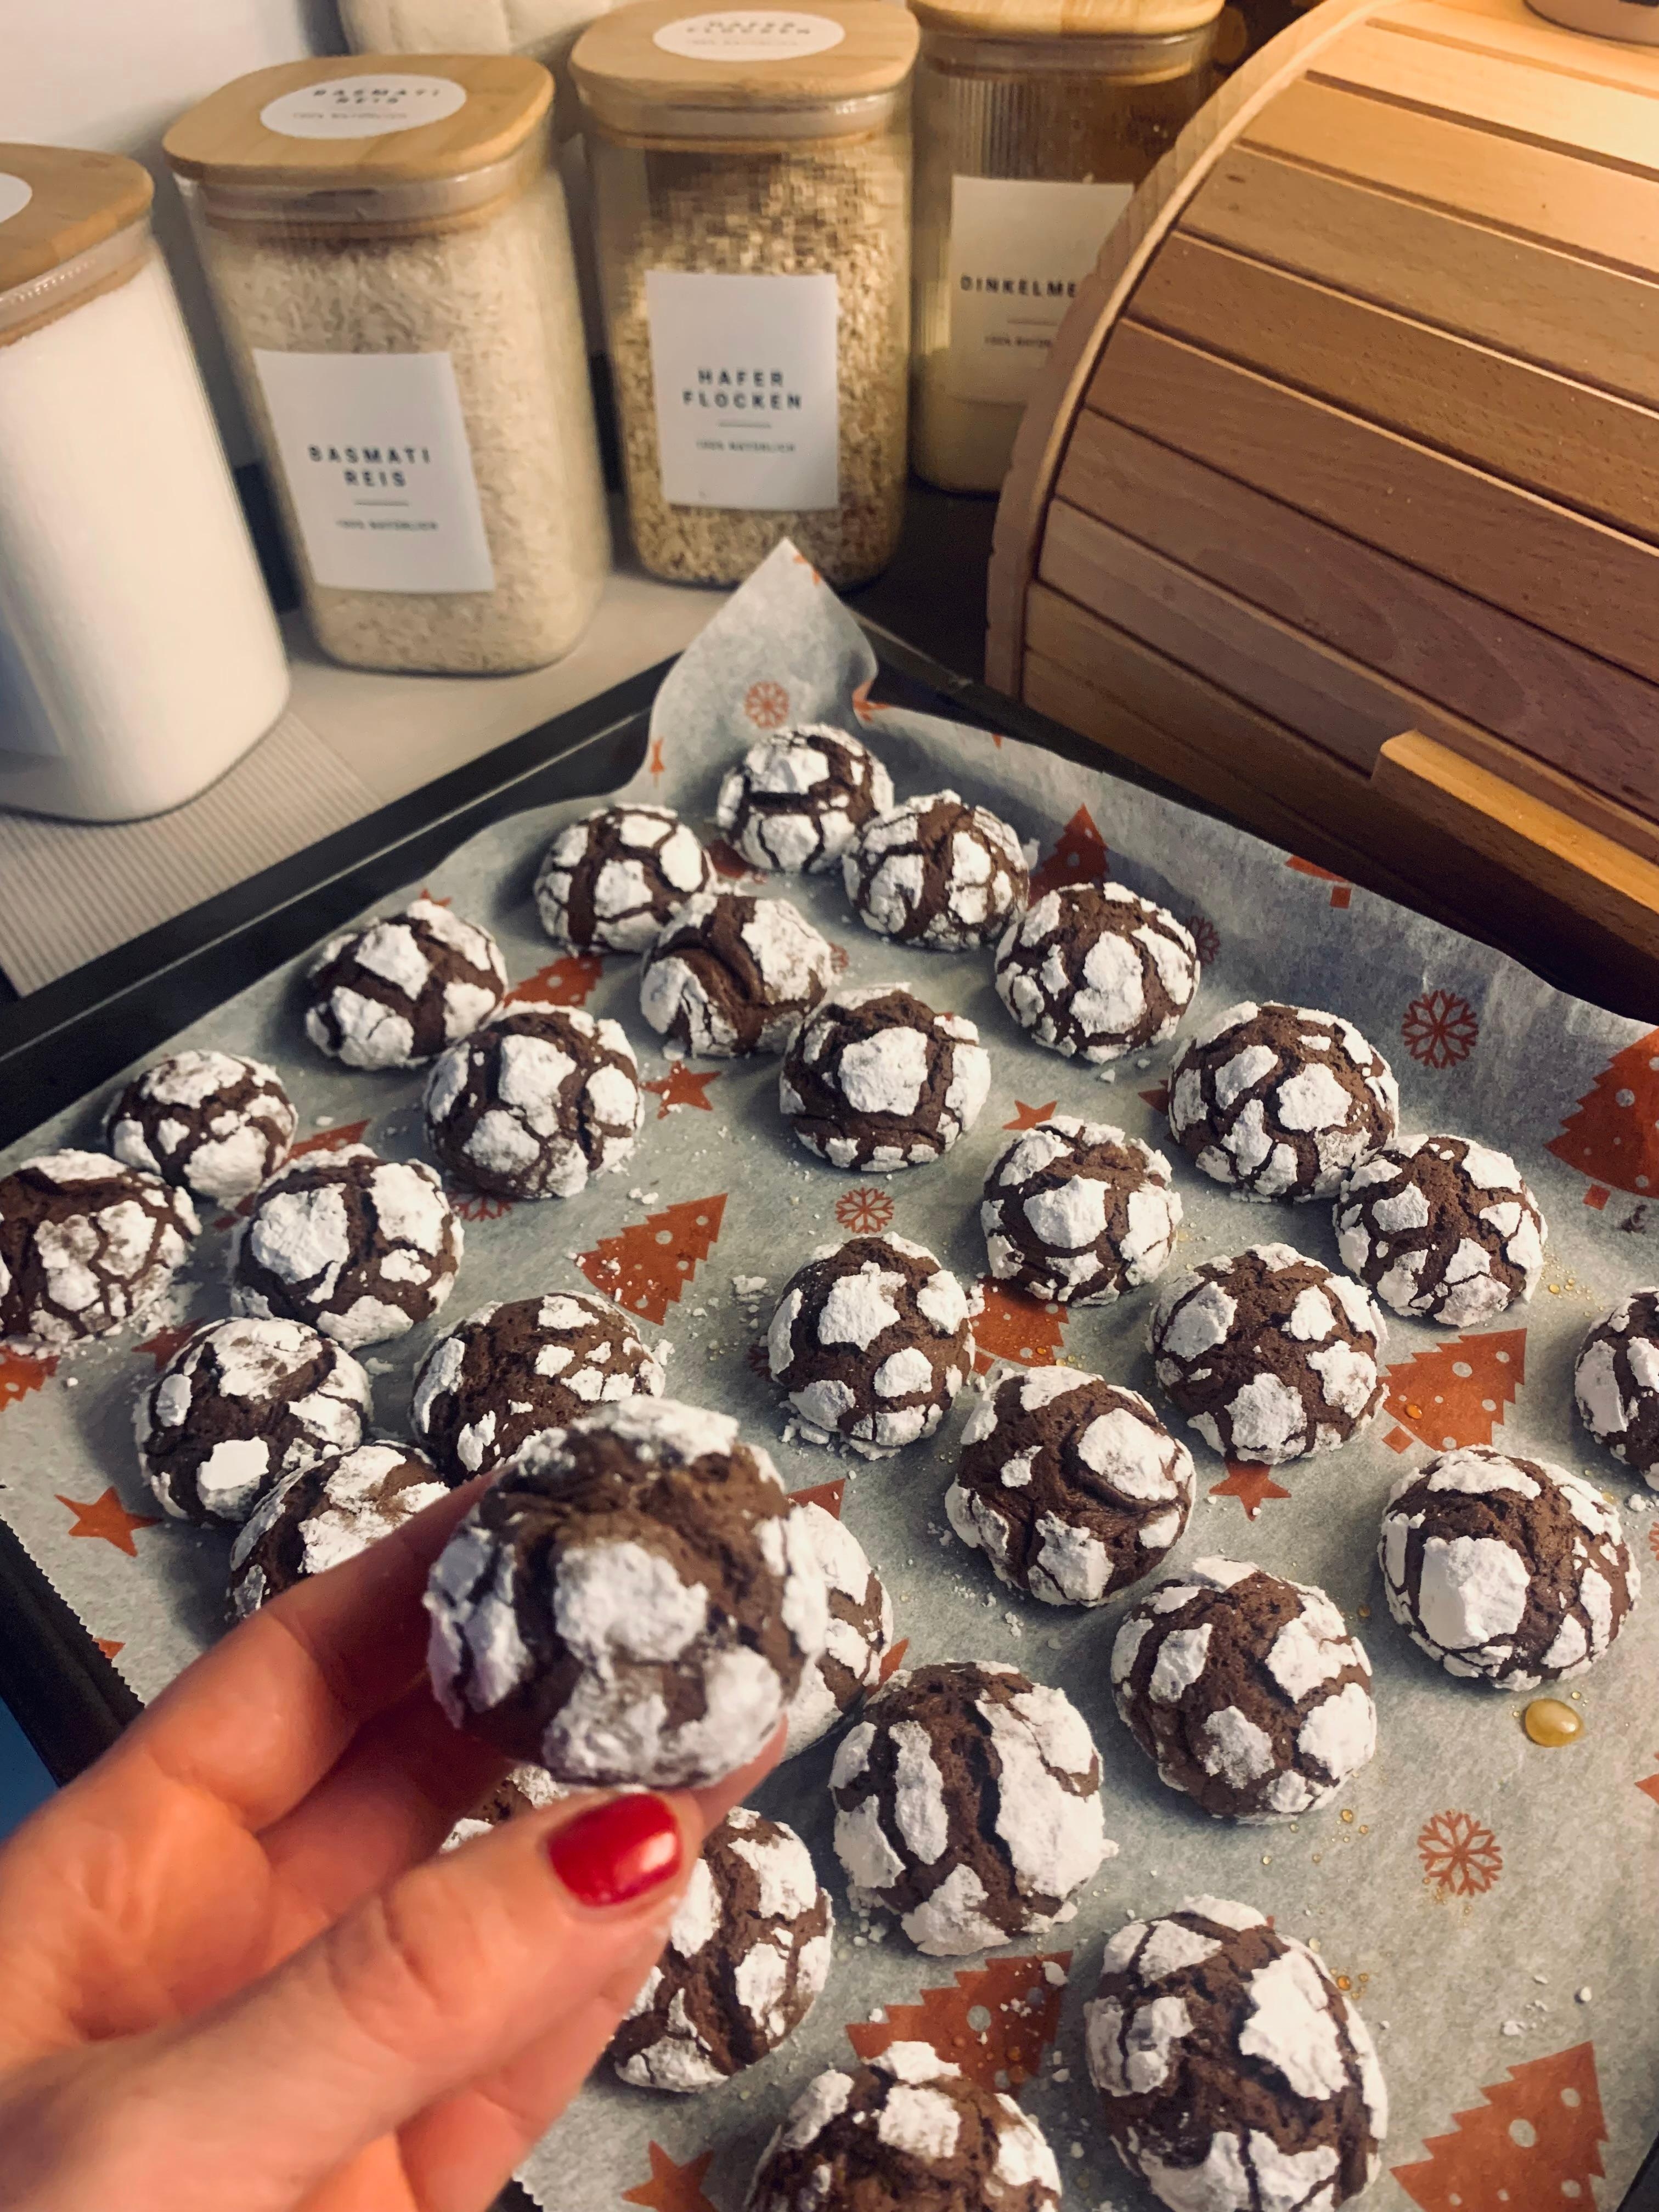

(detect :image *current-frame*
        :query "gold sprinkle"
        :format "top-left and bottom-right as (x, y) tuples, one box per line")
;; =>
(1340, 1809), (1355, 1825)
(1357, 1603), (1372, 1620)
(1335, 1974), (1352, 1990)
(1359, 1825), (1370, 1836)
(1523, 1696), (1584, 1746)
(1548, 1284), (1561, 1294)
(1311, 1852), (1322, 1864)
(1261, 1854), (1272, 1865)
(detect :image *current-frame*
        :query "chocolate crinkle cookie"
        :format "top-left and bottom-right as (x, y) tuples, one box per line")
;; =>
(641, 891), (835, 1057)
(781, 986), (990, 1173)
(1335, 1134), (1545, 1325)
(1085, 1897), (1386, 2212)
(844, 791), (1028, 951)
(1, 1150), (196, 1352)
(1112, 1558), (1376, 1822)
(768, 1233), (978, 1457)
(981, 1116), (1180, 1305)
(303, 899), (507, 1071)
(534, 804), (712, 954)
(105, 1051), (297, 1206)
(230, 1146), (461, 1351)
(748, 2045), (1062, 2212)
(1379, 1445), (1639, 1689)
(947, 1368), (1194, 1607)
(611, 1805), (832, 2091)
(830, 1660), (1111, 1956)
(994, 884), (1199, 1063)
(716, 724), (893, 876)
(1149, 1244), (1386, 1465)
(444, 1764), (567, 1850)
(411, 1291), (667, 1480)
(137, 1314), (371, 1528)
(228, 1439), (449, 1617)
(1169, 1001), (1399, 1201)
(1576, 1289), (1659, 1486)
(424, 1006), (642, 1200)
(782, 1498), (895, 1758)
(425, 1398), (827, 1787)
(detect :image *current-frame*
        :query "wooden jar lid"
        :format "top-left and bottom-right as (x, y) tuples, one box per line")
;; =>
(0, 144), (151, 296)
(572, 0), (919, 122)
(163, 54), (551, 193)
(910, 0), (1221, 36)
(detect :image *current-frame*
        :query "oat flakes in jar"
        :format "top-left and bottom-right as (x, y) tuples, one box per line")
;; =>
(573, 0), (917, 588)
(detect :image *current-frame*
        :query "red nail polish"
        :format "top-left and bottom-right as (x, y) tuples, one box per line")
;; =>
(548, 1793), (682, 1908)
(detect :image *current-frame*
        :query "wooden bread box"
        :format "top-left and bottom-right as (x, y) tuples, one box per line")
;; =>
(986, 0), (1659, 1018)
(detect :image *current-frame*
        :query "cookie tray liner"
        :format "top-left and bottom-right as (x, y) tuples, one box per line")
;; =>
(2, 543), (1655, 2212)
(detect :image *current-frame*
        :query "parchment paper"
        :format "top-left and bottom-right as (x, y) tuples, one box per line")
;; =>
(3, 542), (1656, 2212)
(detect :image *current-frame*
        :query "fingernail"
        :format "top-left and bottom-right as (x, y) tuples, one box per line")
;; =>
(548, 1793), (682, 1909)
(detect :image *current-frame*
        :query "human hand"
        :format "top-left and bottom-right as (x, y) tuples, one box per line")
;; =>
(0, 1480), (781, 2212)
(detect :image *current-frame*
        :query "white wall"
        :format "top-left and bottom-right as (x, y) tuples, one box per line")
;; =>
(1, 2), (343, 459)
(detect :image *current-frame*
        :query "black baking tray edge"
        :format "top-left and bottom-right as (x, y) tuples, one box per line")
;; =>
(2, 626), (1654, 2212)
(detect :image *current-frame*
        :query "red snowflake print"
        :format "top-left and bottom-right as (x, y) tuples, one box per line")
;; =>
(746, 1338), (771, 1378)
(1418, 1809), (1503, 1897)
(1403, 990), (1480, 1070)
(836, 1186), (895, 1234)
(1184, 913), (1220, 968)
(1648, 1522), (1659, 1570)
(744, 680), (790, 730)
(830, 942), (850, 975)
(648, 738), (665, 778)
(450, 1191), (514, 1222)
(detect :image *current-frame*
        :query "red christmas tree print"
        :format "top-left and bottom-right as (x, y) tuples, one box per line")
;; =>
(791, 1477), (846, 1516)
(136, 1323), (195, 1371)
(704, 837), (765, 885)
(1210, 1463), (1290, 1517)
(644, 1063), (721, 1116)
(1029, 807), (1108, 899)
(1384, 1329), (1525, 1453)
(507, 954), (603, 1008)
(744, 680), (790, 730)
(579, 1194), (726, 1324)
(848, 1953), (1071, 2092)
(834, 1186), (895, 1234)
(972, 1281), (1067, 1373)
(1417, 1810), (1503, 1897)
(623, 2143), (720, 2212)
(851, 677), (876, 726)
(1403, 989), (1480, 1070)
(1392, 2042), (1606, 2212)
(95, 1637), (125, 1661)
(1548, 1029), (1659, 1206)
(1286, 855), (1352, 907)
(879, 1637), (910, 1680)
(1139, 1084), (1171, 1114)
(292, 1118), (371, 1161)
(1, 1348), (58, 1408)
(56, 1489), (161, 1558)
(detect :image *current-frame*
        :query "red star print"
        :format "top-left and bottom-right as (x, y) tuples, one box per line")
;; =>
(1638, 1757), (1659, 1809)
(648, 738), (666, 777)
(878, 1637), (910, 1682)
(644, 1063), (721, 1116)
(623, 2143), (719, 2212)
(1004, 1101), (1058, 1131)
(57, 1488), (162, 1557)
(136, 1323), (196, 1370)
(1286, 855), (1352, 908)
(1139, 1085), (1171, 1113)
(791, 1478), (846, 1517)
(1210, 1463), (1290, 1517)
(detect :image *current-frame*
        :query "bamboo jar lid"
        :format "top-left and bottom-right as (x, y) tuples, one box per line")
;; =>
(910, 0), (1222, 36)
(0, 144), (151, 295)
(572, 0), (919, 126)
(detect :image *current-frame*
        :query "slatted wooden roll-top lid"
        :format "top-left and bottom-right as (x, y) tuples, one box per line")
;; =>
(987, 0), (1659, 1015)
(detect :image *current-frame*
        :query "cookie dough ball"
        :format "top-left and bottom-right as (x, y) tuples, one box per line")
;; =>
(768, 1233), (978, 1456)
(1149, 1245), (1386, 1465)
(105, 1051), (297, 1207)
(1576, 1289), (1659, 1486)
(1111, 1558), (1375, 1821)
(844, 791), (1028, 952)
(534, 804), (713, 954)
(230, 1147), (461, 1351)
(830, 1660), (1111, 1956)
(1085, 1898), (1386, 2212)
(947, 1368), (1194, 1607)
(611, 1805), (833, 2091)
(1335, 1135), (1545, 1326)
(781, 987), (990, 1173)
(994, 884), (1198, 1063)
(137, 1315), (372, 1528)
(1379, 1446), (1639, 1689)
(749, 2046), (1062, 2212)
(425, 1398), (827, 1786)
(1170, 1001), (1398, 1201)
(304, 899), (507, 1071)
(411, 1292), (667, 1480)
(783, 1498), (896, 1757)
(228, 1440), (449, 1616)
(716, 724), (893, 876)
(0, 1151), (196, 1351)
(641, 891), (835, 1058)
(981, 1117), (1180, 1306)
(424, 1007), (643, 1200)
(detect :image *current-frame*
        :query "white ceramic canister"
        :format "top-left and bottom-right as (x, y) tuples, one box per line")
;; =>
(0, 145), (289, 821)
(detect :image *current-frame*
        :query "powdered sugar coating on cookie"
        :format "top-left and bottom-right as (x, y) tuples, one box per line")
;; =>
(1335, 1134), (1545, 1325)
(106, 1051), (297, 1206)
(425, 1006), (644, 1200)
(1576, 1288), (1659, 1486)
(782, 1499), (896, 1756)
(228, 1439), (448, 1616)
(781, 986), (991, 1173)
(641, 891), (836, 1057)
(535, 804), (713, 954)
(994, 883), (1198, 1064)
(717, 724), (893, 875)
(1, 1149), (198, 1351)
(304, 900), (507, 1070)
(844, 791), (1028, 951)
(981, 1115), (1181, 1305)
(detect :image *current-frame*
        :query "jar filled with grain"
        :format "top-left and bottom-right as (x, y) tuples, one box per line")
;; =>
(164, 57), (609, 675)
(572, 0), (917, 589)
(911, 0), (1219, 493)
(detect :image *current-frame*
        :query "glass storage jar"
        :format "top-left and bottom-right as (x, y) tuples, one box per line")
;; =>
(911, 0), (1218, 493)
(573, 0), (918, 589)
(0, 143), (288, 820)
(165, 55), (609, 676)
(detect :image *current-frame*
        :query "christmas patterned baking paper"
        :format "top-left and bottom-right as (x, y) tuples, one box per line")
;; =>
(2, 541), (1657, 2212)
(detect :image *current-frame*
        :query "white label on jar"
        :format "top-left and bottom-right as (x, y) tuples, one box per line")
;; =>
(946, 175), (1132, 405)
(0, 174), (33, 226)
(250, 350), (496, 594)
(652, 11), (847, 59)
(259, 75), (468, 138)
(645, 270), (839, 512)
